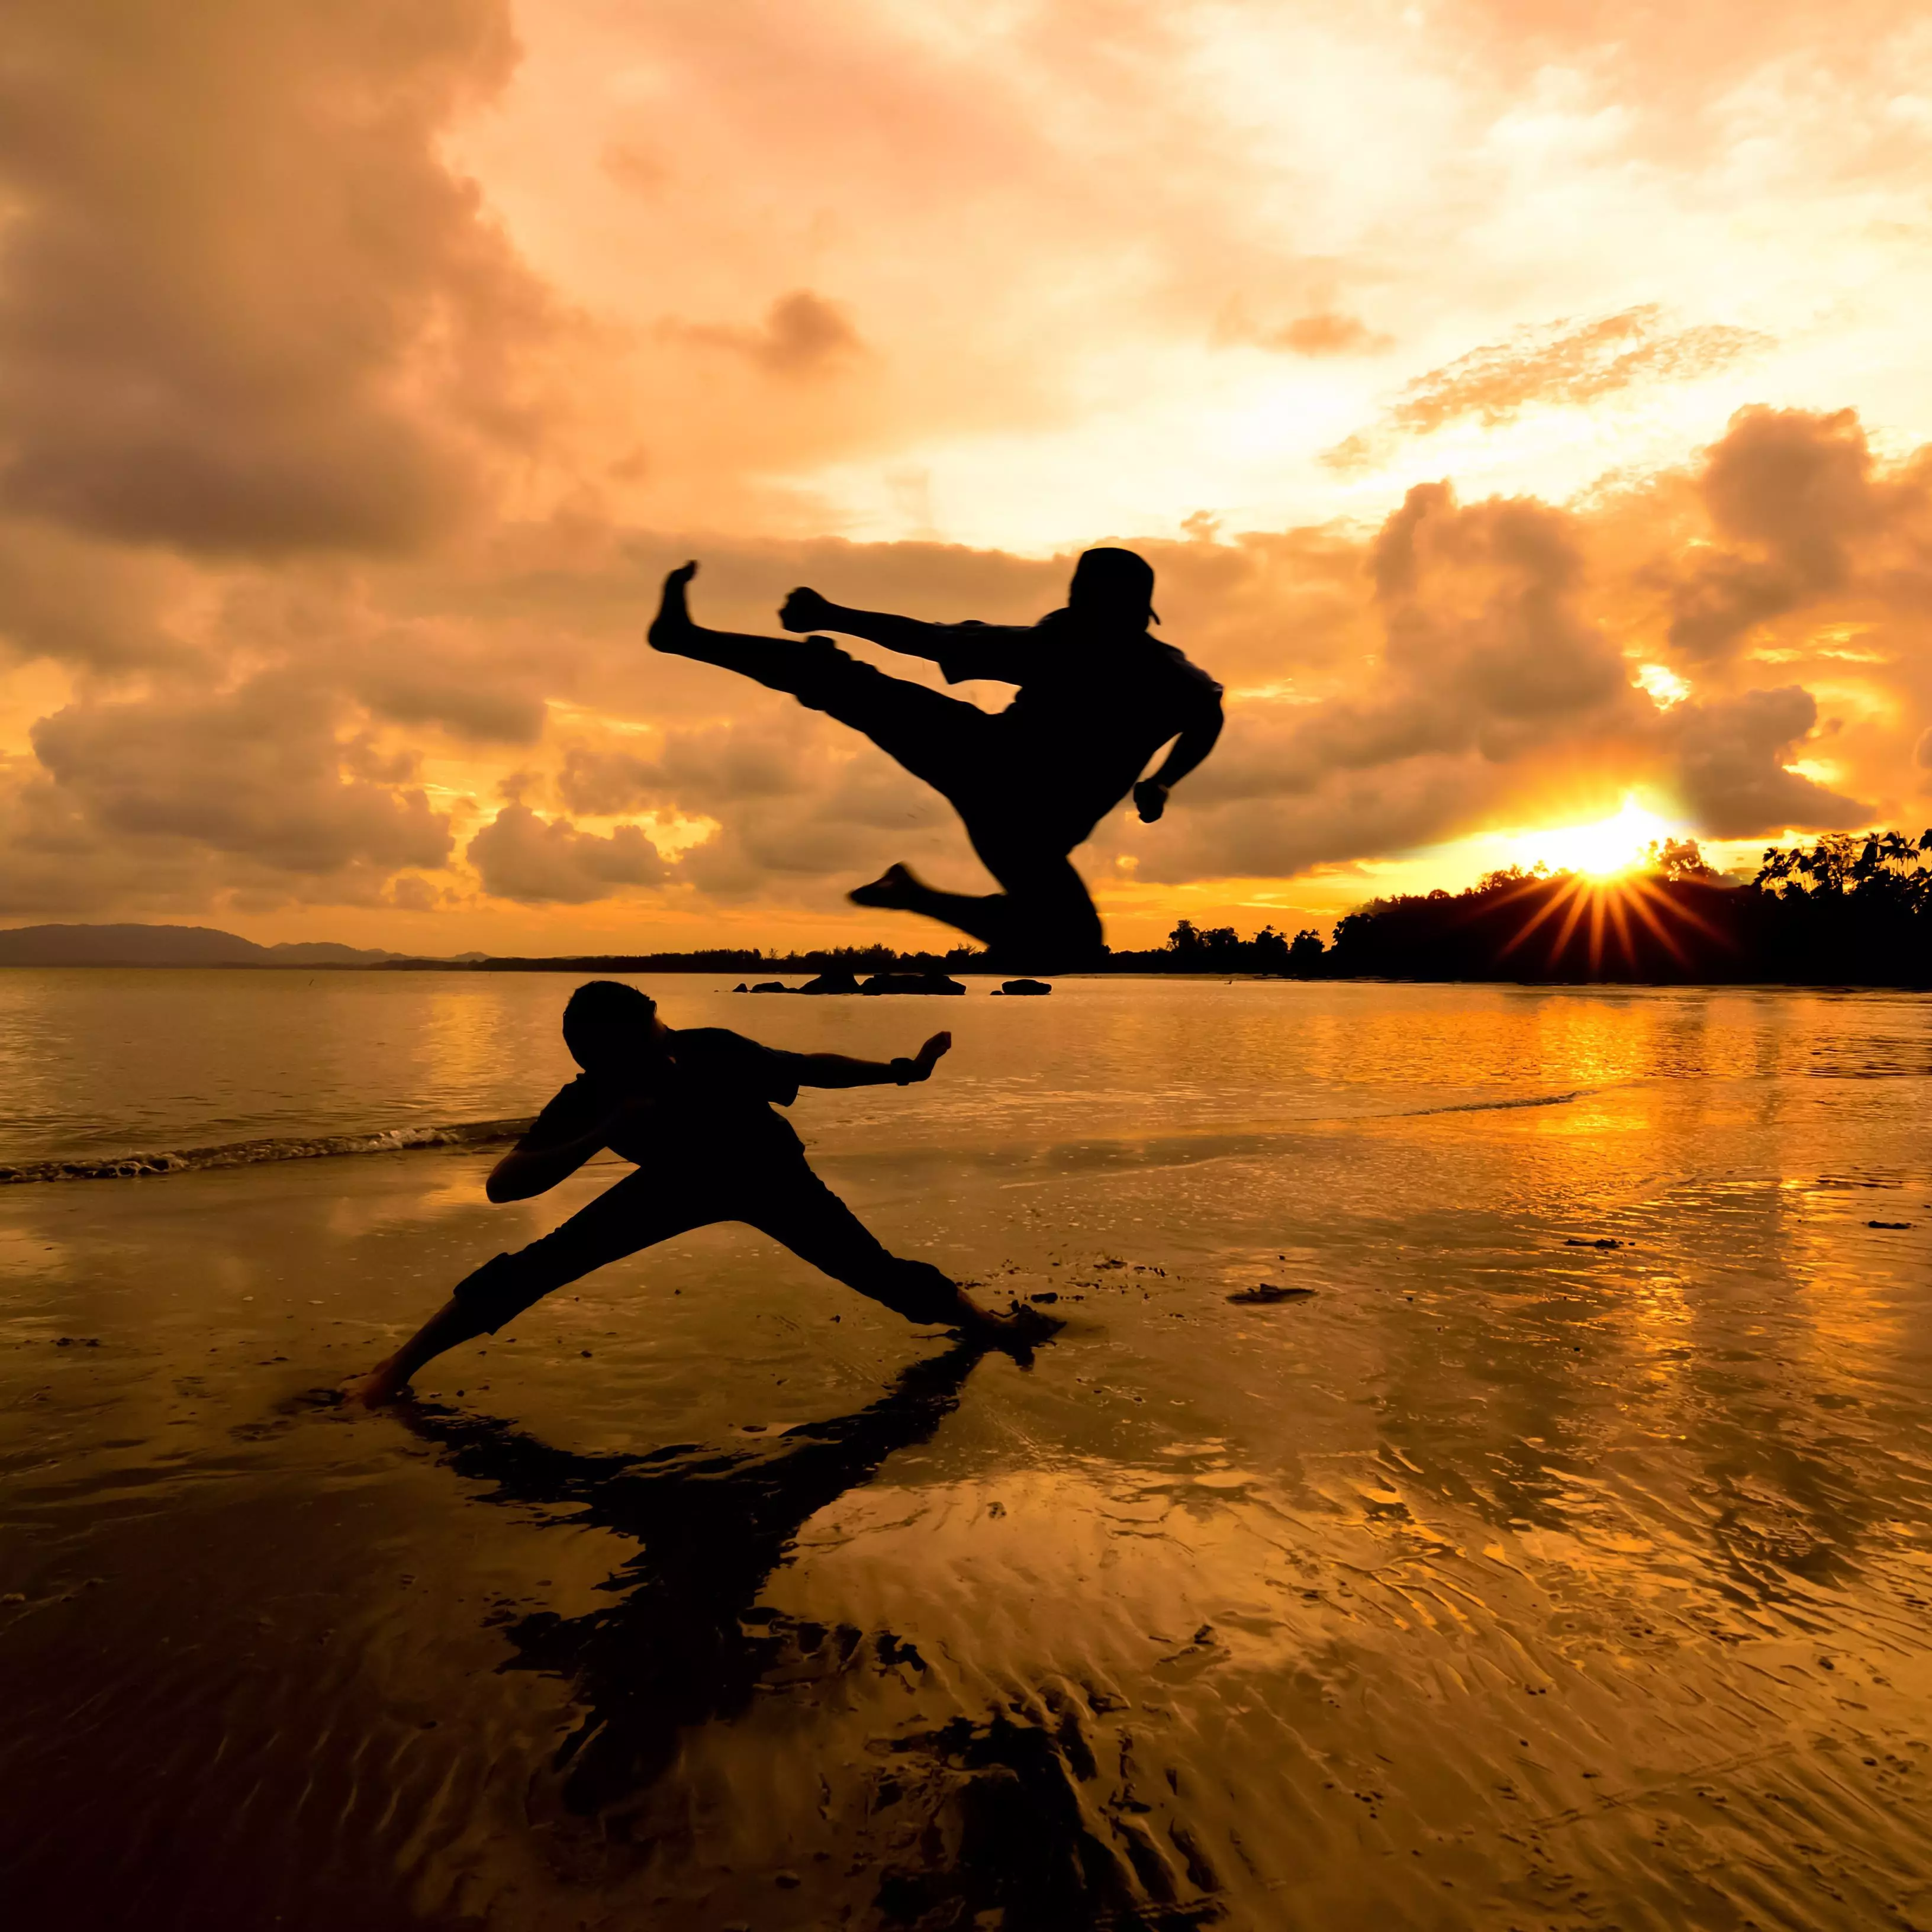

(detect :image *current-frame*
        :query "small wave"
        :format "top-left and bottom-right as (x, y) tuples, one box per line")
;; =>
(0, 1116), (532, 1185)
(1408, 1087), (1593, 1118)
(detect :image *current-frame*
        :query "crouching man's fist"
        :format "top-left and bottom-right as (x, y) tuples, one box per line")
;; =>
(892, 1032), (952, 1085)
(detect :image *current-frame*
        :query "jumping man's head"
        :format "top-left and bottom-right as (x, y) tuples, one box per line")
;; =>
(561, 980), (667, 1079)
(1065, 547), (1157, 632)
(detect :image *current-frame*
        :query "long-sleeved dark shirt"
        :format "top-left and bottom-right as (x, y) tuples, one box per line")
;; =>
(517, 1028), (812, 1170)
(904, 611), (1224, 814)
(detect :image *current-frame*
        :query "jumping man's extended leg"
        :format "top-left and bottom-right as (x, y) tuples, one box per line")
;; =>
(650, 562), (987, 798)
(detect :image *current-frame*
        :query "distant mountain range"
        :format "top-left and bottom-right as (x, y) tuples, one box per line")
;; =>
(0, 923), (434, 967)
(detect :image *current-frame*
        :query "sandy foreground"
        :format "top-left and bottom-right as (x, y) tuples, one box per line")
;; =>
(4, 1081), (1932, 1931)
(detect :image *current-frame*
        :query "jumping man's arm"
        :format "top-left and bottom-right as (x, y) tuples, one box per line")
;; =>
(779, 590), (949, 661)
(790, 1031), (952, 1090)
(778, 588), (1031, 679)
(1133, 690), (1225, 823)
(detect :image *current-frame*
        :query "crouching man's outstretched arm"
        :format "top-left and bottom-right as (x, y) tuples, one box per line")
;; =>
(789, 1031), (951, 1090)
(484, 1093), (654, 1203)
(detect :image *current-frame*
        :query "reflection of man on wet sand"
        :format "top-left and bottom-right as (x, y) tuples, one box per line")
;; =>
(649, 549), (1224, 971)
(401, 1341), (985, 1812)
(407, 1351), (1193, 1924)
(404, 1348), (1190, 1926)
(349, 981), (1048, 1405)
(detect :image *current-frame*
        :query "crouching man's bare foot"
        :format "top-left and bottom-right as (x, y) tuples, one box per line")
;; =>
(647, 559), (700, 653)
(946, 1285), (1062, 1359)
(342, 1297), (490, 1409)
(849, 862), (927, 914)
(341, 1353), (416, 1409)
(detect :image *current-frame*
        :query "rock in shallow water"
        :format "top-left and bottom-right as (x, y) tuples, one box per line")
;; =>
(798, 970), (861, 996)
(859, 973), (964, 996)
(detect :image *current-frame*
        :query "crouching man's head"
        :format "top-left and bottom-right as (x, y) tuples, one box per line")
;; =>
(562, 980), (667, 1078)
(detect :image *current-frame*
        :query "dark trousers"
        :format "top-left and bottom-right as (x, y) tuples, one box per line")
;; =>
(452, 1155), (962, 1334)
(689, 633), (1105, 965)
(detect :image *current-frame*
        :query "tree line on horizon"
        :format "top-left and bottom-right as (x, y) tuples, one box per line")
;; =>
(463, 831), (1928, 988)
(1157, 829), (1931, 986)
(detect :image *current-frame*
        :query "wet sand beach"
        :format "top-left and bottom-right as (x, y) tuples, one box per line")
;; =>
(4, 978), (1932, 1929)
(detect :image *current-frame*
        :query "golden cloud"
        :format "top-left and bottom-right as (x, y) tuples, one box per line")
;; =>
(1326, 307), (1769, 471)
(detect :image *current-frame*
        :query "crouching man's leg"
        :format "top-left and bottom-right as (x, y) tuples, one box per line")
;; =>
(342, 1254), (540, 1408)
(744, 1160), (1059, 1352)
(346, 1172), (699, 1406)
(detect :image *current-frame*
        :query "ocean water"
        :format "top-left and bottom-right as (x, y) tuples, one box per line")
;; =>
(5, 966), (1928, 1168)
(2, 972), (1931, 1929)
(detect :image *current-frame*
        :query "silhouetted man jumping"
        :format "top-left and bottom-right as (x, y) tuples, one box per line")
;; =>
(349, 981), (1043, 1405)
(648, 549), (1223, 970)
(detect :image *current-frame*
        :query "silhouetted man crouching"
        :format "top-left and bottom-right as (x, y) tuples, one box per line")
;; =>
(349, 981), (1044, 1405)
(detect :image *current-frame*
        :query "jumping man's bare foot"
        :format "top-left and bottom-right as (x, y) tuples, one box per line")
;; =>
(647, 560), (700, 653)
(848, 862), (926, 913)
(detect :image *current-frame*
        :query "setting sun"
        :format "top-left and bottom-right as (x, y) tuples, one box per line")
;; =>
(1511, 799), (1676, 880)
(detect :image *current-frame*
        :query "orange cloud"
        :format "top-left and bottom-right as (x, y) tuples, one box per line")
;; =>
(1663, 405), (1931, 662)
(1328, 308), (1768, 470)
(1218, 305), (1391, 357)
(0, 0), (560, 556)
(660, 290), (868, 380)
(466, 802), (663, 903)
(1273, 311), (1389, 356)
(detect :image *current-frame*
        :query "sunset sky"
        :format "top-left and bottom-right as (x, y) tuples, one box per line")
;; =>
(2, 0), (1930, 954)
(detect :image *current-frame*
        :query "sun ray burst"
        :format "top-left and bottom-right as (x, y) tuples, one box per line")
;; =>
(1489, 853), (1734, 980)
